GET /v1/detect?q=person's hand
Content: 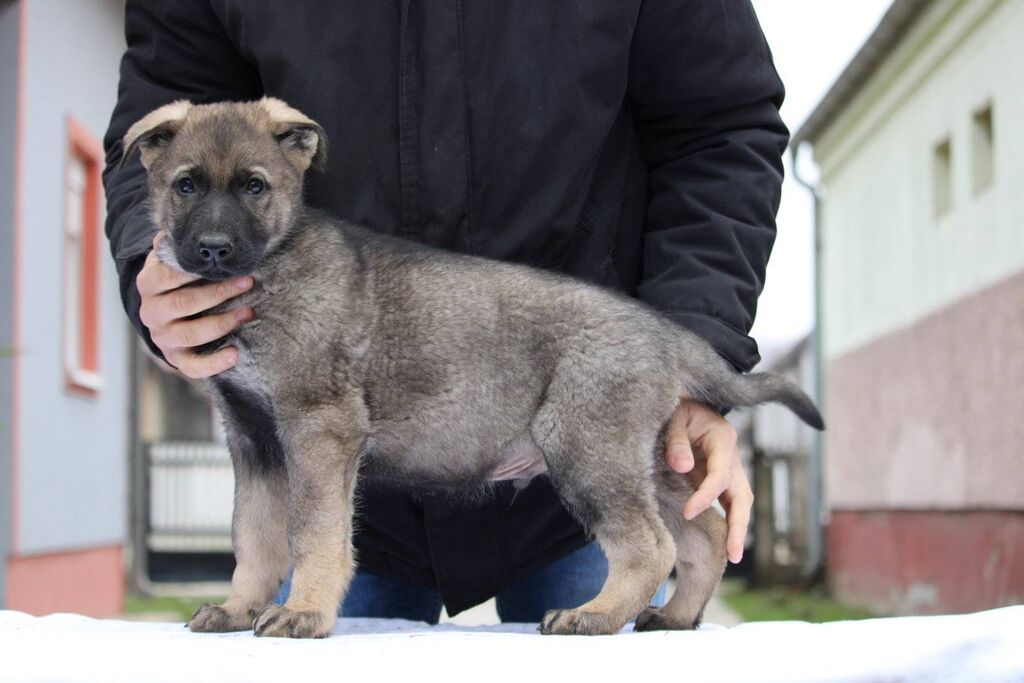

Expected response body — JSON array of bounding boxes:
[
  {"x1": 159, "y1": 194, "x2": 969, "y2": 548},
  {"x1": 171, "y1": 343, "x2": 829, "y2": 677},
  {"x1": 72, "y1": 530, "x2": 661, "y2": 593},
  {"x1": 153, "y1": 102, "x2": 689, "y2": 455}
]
[
  {"x1": 137, "y1": 234, "x2": 254, "y2": 378},
  {"x1": 664, "y1": 399, "x2": 753, "y2": 564}
]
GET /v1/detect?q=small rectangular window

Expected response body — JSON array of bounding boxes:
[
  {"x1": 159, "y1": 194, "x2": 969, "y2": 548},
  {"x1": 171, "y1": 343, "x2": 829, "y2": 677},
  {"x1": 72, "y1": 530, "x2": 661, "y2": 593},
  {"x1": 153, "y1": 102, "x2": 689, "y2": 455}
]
[
  {"x1": 972, "y1": 104, "x2": 994, "y2": 194},
  {"x1": 64, "y1": 118, "x2": 103, "y2": 395},
  {"x1": 933, "y1": 138, "x2": 952, "y2": 219}
]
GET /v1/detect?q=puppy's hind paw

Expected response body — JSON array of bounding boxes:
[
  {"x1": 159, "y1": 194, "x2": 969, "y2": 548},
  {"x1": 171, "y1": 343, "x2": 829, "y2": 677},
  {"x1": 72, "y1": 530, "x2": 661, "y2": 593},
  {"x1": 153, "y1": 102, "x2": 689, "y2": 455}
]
[
  {"x1": 538, "y1": 608, "x2": 616, "y2": 636},
  {"x1": 188, "y1": 603, "x2": 251, "y2": 633},
  {"x1": 253, "y1": 603, "x2": 333, "y2": 639},
  {"x1": 633, "y1": 606, "x2": 699, "y2": 632}
]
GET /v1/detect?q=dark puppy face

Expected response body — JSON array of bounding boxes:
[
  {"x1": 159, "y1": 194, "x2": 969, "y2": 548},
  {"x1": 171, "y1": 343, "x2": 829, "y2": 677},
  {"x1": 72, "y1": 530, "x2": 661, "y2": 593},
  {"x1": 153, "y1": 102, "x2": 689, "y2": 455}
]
[{"x1": 123, "y1": 98, "x2": 327, "y2": 279}]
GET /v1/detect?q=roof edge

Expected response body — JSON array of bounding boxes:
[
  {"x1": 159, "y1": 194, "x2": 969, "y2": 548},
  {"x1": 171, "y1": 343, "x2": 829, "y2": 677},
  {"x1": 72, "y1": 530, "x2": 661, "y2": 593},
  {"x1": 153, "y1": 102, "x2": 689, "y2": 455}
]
[{"x1": 791, "y1": 0, "x2": 932, "y2": 150}]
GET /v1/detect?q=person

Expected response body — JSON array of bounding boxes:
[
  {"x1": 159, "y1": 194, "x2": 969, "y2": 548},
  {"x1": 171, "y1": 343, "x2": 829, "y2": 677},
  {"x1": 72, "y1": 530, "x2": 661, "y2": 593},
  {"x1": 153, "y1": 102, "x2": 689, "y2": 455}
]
[{"x1": 103, "y1": 1, "x2": 786, "y2": 624}]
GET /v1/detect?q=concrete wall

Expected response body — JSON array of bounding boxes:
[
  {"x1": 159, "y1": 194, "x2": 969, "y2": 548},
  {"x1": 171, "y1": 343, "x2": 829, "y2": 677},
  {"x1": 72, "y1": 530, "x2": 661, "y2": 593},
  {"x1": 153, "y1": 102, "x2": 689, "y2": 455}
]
[
  {"x1": 829, "y1": 510, "x2": 1024, "y2": 615},
  {"x1": 826, "y1": 270, "x2": 1024, "y2": 510},
  {"x1": 812, "y1": 0, "x2": 1024, "y2": 614},
  {"x1": 816, "y1": 0, "x2": 1024, "y2": 510},
  {"x1": 0, "y1": 0, "x2": 21, "y2": 609},
  {"x1": 14, "y1": 0, "x2": 128, "y2": 557},
  {"x1": 817, "y1": 0, "x2": 1024, "y2": 360}
]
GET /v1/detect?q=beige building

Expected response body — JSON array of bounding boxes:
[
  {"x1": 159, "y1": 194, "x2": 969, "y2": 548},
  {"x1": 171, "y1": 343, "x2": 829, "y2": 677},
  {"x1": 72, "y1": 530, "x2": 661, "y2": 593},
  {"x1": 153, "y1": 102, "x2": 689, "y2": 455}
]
[{"x1": 794, "y1": 0, "x2": 1024, "y2": 614}]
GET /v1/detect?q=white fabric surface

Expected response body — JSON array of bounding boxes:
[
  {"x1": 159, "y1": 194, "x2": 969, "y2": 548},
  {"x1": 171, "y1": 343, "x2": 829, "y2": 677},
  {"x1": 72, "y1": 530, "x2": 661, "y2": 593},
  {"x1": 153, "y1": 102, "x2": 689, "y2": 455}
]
[{"x1": 1, "y1": 606, "x2": 1022, "y2": 683}]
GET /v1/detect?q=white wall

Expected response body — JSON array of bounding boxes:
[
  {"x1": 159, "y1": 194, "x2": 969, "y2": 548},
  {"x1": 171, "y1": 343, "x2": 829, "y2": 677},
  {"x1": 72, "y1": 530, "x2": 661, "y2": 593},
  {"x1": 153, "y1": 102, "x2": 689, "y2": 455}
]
[
  {"x1": 16, "y1": 0, "x2": 128, "y2": 554},
  {"x1": 815, "y1": 0, "x2": 1024, "y2": 360},
  {"x1": 0, "y1": 0, "x2": 21, "y2": 606},
  {"x1": 814, "y1": 0, "x2": 1024, "y2": 512}
]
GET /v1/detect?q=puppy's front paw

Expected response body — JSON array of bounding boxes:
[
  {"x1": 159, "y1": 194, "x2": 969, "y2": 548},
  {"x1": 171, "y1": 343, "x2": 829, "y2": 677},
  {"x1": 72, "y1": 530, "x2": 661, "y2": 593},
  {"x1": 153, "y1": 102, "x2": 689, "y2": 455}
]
[
  {"x1": 188, "y1": 603, "x2": 252, "y2": 633},
  {"x1": 539, "y1": 608, "x2": 616, "y2": 636},
  {"x1": 633, "y1": 606, "x2": 699, "y2": 632},
  {"x1": 252, "y1": 603, "x2": 333, "y2": 639}
]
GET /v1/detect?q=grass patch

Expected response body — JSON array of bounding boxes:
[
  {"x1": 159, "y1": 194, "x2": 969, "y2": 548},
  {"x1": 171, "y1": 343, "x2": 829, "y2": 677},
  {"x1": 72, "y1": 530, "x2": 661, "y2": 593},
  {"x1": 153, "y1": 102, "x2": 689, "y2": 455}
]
[
  {"x1": 123, "y1": 594, "x2": 224, "y2": 621},
  {"x1": 720, "y1": 581, "x2": 876, "y2": 623}
]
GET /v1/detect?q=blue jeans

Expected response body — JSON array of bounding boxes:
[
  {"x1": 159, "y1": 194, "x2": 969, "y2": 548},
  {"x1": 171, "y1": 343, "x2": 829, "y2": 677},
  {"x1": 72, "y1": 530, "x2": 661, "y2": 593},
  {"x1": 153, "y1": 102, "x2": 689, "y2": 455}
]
[{"x1": 275, "y1": 542, "x2": 667, "y2": 624}]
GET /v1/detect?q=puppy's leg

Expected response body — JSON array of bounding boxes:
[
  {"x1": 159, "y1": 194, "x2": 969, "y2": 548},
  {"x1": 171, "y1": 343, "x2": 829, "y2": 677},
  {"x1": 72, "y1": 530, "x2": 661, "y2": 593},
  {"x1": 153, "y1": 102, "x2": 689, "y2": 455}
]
[
  {"x1": 532, "y1": 399, "x2": 676, "y2": 635},
  {"x1": 634, "y1": 460, "x2": 728, "y2": 631},
  {"x1": 538, "y1": 506, "x2": 675, "y2": 635},
  {"x1": 252, "y1": 402, "x2": 366, "y2": 639},
  {"x1": 189, "y1": 429, "x2": 289, "y2": 633}
]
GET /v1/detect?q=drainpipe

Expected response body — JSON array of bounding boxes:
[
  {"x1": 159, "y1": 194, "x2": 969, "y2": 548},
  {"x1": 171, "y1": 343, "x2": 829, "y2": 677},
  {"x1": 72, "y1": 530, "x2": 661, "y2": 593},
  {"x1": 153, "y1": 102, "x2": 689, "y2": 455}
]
[{"x1": 790, "y1": 141, "x2": 825, "y2": 582}]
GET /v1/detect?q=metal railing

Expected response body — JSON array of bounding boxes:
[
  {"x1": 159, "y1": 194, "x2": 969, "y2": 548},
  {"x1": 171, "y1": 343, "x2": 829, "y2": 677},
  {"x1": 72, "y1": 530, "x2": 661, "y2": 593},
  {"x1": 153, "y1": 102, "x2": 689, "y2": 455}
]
[{"x1": 146, "y1": 442, "x2": 234, "y2": 553}]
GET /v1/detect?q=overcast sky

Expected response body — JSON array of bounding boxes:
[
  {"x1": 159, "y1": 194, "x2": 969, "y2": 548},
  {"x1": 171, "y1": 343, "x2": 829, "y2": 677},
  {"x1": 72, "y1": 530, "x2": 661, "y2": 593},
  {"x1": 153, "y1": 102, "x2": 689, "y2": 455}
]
[{"x1": 748, "y1": 0, "x2": 893, "y2": 364}]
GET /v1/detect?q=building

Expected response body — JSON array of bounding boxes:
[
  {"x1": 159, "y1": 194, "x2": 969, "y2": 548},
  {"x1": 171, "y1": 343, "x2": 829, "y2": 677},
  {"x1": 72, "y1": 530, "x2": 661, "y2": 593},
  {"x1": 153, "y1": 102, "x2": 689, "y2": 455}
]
[
  {"x1": 793, "y1": 0, "x2": 1024, "y2": 614},
  {"x1": 1, "y1": 0, "x2": 130, "y2": 615},
  {"x1": 744, "y1": 336, "x2": 823, "y2": 587}
]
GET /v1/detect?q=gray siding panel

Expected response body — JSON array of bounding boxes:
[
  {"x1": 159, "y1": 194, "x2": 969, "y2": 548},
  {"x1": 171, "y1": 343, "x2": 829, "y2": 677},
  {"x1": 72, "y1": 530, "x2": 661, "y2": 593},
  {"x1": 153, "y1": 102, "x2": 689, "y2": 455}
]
[
  {"x1": 17, "y1": 0, "x2": 129, "y2": 554},
  {"x1": 0, "y1": 0, "x2": 22, "y2": 607}
]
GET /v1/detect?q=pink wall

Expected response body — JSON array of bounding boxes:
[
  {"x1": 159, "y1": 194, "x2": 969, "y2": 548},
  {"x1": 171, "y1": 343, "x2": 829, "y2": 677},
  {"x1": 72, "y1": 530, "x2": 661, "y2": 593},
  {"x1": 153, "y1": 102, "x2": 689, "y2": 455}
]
[
  {"x1": 6, "y1": 545, "x2": 124, "y2": 617},
  {"x1": 825, "y1": 268, "x2": 1024, "y2": 510},
  {"x1": 824, "y1": 268, "x2": 1024, "y2": 614}
]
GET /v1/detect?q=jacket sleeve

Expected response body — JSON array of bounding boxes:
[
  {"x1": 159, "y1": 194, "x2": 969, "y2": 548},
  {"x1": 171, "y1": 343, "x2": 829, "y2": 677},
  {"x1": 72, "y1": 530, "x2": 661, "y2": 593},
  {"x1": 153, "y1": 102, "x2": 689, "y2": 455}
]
[
  {"x1": 102, "y1": 0, "x2": 262, "y2": 358},
  {"x1": 628, "y1": 0, "x2": 789, "y2": 371}
]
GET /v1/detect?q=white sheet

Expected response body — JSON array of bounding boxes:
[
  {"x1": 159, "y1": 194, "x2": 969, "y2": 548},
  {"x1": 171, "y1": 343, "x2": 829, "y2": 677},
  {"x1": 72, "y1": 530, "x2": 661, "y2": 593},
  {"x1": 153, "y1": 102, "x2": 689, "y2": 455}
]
[{"x1": 1, "y1": 607, "x2": 1021, "y2": 683}]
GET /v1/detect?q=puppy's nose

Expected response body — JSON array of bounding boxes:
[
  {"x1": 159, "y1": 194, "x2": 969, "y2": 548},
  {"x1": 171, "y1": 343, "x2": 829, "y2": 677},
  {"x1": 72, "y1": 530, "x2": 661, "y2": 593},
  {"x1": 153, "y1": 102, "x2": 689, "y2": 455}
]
[{"x1": 197, "y1": 235, "x2": 234, "y2": 264}]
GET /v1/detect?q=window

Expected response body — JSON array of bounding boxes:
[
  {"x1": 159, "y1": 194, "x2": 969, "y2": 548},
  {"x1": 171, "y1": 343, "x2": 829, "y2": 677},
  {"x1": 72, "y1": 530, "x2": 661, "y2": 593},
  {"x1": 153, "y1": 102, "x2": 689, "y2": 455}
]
[
  {"x1": 64, "y1": 118, "x2": 103, "y2": 395},
  {"x1": 972, "y1": 103, "x2": 994, "y2": 194},
  {"x1": 932, "y1": 137, "x2": 952, "y2": 219}
]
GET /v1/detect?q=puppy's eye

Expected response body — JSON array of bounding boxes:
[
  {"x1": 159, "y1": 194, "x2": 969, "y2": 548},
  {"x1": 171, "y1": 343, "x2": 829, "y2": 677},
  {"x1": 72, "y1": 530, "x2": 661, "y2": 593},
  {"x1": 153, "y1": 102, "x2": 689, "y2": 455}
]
[
  {"x1": 246, "y1": 178, "x2": 265, "y2": 195},
  {"x1": 176, "y1": 177, "x2": 195, "y2": 195}
]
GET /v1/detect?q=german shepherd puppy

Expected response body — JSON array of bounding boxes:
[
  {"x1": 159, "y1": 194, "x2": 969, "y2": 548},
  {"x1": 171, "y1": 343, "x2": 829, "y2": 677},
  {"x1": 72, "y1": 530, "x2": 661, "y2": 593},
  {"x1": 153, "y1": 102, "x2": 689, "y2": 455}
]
[{"x1": 122, "y1": 98, "x2": 823, "y2": 639}]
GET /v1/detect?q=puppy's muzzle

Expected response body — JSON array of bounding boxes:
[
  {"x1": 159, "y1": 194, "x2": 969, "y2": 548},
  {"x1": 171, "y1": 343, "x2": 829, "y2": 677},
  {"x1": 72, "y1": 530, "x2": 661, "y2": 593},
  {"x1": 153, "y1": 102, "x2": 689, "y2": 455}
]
[
  {"x1": 175, "y1": 193, "x2": 263, "y2": 278},
  {"x1": 180, "y1": 231, "x2": 256, "y2": 278},
  {"x1": 197, "y1": 234, "x2": 235, "y2": 267}
]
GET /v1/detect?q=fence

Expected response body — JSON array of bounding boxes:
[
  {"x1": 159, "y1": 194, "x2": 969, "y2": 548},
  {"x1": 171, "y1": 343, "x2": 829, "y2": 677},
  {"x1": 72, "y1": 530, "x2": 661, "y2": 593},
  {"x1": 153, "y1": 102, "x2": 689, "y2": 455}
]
[{"x1": 146, "y1": 442, "x2": 234, "y2": 553}]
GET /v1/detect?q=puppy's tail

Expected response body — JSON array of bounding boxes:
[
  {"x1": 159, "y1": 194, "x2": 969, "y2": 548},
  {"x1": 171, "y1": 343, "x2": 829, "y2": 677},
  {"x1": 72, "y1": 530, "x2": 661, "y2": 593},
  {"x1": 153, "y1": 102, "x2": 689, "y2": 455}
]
[{"x1": 683, "y1": 347, "x2": 825, "y2": 430}]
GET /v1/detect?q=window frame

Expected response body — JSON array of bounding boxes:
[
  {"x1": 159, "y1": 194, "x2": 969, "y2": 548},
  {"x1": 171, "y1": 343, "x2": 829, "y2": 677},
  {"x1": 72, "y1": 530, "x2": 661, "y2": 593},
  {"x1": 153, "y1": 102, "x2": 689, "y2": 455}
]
[
  {"x1": 63, "y1": 116, "x2": 104, "y2": 396},
  {"x1": 932, "y1": 136, "x2": 953, "y2": 220},
  {"x1": 971, "y1": 102, "x2": 994, "y2": 195}
]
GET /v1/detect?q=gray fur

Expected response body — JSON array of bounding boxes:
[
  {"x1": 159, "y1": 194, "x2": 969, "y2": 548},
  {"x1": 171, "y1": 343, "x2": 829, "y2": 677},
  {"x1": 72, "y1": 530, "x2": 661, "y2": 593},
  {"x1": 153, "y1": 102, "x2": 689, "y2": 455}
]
[{"x1": 124, "y1": 99, "x2": 823, "y2": 638}]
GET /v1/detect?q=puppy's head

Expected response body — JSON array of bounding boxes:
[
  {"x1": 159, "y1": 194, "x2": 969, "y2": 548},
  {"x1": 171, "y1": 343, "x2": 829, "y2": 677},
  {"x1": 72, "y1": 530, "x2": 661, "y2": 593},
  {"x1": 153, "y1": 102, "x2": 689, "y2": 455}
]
[{"x1": 122, "y1": 98, "x2": 327, "y2": 279}]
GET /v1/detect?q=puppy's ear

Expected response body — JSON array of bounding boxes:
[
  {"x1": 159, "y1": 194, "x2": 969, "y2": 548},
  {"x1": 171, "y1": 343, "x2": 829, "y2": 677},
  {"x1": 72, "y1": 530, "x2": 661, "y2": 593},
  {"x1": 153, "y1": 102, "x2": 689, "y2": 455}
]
[
  {"x1": 258, "y1": 97, "x2": 328, "y2": 173},
  {"x1": 121, "y1": 100, "x2": 193, "y2": 170}
]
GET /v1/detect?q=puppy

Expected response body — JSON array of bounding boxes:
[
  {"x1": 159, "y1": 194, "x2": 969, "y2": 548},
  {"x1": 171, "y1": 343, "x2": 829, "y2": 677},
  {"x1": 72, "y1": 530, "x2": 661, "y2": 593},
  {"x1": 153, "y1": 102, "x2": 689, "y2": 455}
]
[{"x1": 122, "y1": 98, "x2": 823, "y2": 638}]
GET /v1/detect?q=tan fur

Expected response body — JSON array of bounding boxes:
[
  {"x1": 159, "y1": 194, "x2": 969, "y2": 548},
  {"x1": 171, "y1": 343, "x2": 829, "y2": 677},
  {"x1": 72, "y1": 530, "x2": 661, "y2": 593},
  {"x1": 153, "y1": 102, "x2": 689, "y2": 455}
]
[
  {"x1": 255, "y1": 97, "x2": 325, "y2": 173},
  {"x1": 251, "y1": 402, "x2": 367, "y2": 638},
  {"x1": 634, "y1": 461, "x2": 729, "y2": 631},
  {"x1": 649, "y1": 510, "x2": 728, "y2": 628},
  {"x1": 122, "y1": 100, "x2": 192, "y2": 169},
  {"x1": 188, "y1": 474, "x2": 290, "y2": 633},
  {"x1": 541, "y1": 522, "x2": 676, "y2": 635},
  {"x1": 122, "y1": 99, "x2": 822, "y2": 639}
]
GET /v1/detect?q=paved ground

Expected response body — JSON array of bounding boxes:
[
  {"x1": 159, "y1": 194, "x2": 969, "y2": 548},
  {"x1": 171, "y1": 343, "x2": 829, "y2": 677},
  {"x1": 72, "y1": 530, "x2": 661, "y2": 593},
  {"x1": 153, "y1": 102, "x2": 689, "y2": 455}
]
[{"x1": 701, "y1": 591, "x2": 744, "y2": 627}]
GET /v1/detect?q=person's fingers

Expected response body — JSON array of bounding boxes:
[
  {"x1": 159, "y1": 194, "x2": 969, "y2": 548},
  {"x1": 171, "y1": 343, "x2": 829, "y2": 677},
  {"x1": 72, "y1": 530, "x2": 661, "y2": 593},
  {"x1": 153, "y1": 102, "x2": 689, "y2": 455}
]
[
  {"x1": 155, "y1": 307, "x2": 253, "y2": 351},
  {"x1": 724, "y1": 474, "x2": 754, "y2": 564},
  {"x1": 166, "y1": 346, "x2": 239, "y2": 379},
  {"x1": 136, "y1": 250, "x2": 161, "y2": 297},
  {"x1": 137, "y1": 242, "x2": 201, "y2": 296},
  {"x1": 161, "y1": 276, "x2": 253, "y2": 319},
  {"x1": 665, "y1": 404, "x2": 695, "y2": 473},
  {"x1": 683, "y1": 451, "x2": 731, "y2": 520},
  {"x1": 150, "y1": 261, "x2": 203, "y2": 296},
  {"x1": 682, "y1": 414, "x2": 738, "y2": 519}
]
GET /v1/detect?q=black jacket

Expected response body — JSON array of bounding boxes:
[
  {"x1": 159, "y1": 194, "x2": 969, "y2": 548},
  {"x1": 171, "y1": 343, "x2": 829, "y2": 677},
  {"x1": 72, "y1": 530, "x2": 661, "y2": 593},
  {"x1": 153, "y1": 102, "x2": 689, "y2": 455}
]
[{"x1": 103, "y1": 0, "x2": 787, "y2": 614}]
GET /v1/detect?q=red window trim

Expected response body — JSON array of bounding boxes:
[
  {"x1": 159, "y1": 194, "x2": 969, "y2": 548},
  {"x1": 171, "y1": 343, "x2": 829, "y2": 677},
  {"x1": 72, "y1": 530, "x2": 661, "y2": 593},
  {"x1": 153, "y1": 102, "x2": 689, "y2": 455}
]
[{"x1": 64, "y1": 116, "x2": 104, "y2": 396}]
